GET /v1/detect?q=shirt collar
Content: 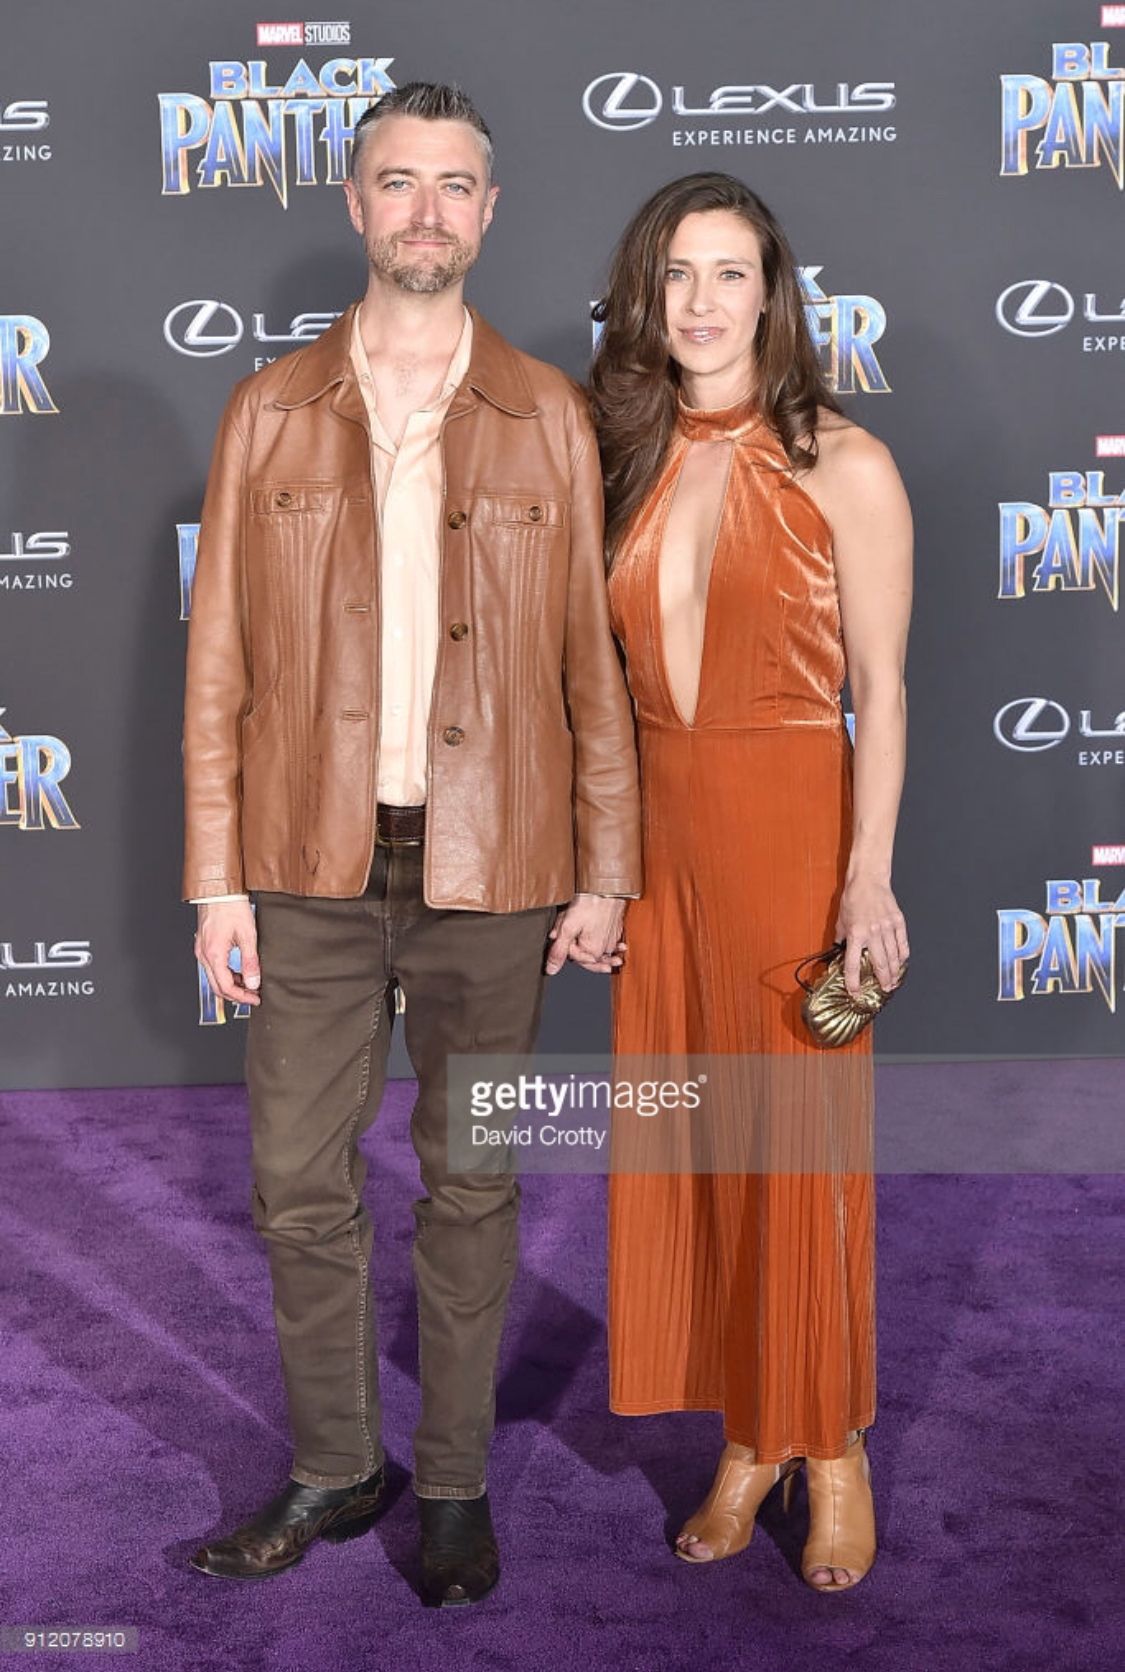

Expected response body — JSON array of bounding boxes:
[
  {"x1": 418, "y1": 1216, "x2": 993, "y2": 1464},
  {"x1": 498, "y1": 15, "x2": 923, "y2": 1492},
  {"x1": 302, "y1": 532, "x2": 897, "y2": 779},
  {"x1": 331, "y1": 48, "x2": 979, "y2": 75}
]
[
  {"x1": 273, "y1": 302, "x2": 537, "y2": 421},
  {"x1": 348, "y1": 305, "x2": 473, "y2": 421}
]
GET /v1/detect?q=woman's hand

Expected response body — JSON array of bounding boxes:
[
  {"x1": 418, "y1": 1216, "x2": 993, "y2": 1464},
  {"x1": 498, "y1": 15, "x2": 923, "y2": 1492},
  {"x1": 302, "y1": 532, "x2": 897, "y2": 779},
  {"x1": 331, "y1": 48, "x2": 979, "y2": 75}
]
[
  {"x1": 835, "y1": 877, "x2": 908, "y2": 997},
  {"x1": 546, "y1": 894, "x2": 627, "y2": 974}
]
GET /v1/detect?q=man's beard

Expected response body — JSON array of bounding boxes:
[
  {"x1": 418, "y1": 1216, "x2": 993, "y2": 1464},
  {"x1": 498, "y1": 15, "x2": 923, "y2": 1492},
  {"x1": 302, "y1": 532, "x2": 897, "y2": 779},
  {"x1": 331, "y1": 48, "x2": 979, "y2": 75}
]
[{"x1": 367, "y1": 227, "x2": 476, "y2": 294}]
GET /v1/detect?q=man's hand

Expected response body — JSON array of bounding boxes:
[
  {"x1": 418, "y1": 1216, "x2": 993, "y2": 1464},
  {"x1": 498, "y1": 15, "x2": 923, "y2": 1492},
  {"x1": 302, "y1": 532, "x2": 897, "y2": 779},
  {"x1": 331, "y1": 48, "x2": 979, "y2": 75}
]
[
  {"x1": 195, "y1": 899, "x2": 262, "y2": 1007},
  {"x1": 546, "y1": 894, "x2": 626, "y2": 975}
]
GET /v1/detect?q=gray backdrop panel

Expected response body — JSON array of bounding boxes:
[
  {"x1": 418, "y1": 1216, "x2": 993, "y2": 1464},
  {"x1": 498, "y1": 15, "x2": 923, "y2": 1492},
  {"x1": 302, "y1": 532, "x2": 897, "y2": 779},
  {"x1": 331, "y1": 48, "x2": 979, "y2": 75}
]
[{"x1": 2, "y1": 0, "x2": 1122, "y2": 1087}]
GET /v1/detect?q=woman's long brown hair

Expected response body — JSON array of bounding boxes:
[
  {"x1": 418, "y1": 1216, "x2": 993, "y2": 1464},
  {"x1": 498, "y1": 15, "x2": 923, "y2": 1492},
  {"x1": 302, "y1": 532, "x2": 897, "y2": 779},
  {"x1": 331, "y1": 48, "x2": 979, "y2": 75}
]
[{"x1": 590, "y1": 172, "x2": 842, "y2": 558}]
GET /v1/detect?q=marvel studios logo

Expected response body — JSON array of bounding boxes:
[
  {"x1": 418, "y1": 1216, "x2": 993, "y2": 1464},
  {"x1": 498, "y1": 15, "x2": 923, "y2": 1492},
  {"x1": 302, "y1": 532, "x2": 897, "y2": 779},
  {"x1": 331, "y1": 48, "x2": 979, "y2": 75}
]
[
  {"x1": 1092, "y1": 845, "x2": 1125, "y2": 864},
  {"x1": 255, "y1": 20, "x2": 351, "y2": 46},
  {"x1": 1102, "y1": 4, "x2": 1125, "y2": 24},
  {"x1": 1095, "y1": 435, "x2": 1125, "y2": 457}
]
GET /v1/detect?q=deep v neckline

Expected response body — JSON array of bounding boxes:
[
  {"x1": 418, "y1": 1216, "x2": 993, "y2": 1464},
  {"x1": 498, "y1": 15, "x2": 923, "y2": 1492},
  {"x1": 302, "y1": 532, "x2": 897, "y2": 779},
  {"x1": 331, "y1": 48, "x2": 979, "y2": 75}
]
[{"x1": 654, "y1": 435, "x2": 734, "y2": 730}]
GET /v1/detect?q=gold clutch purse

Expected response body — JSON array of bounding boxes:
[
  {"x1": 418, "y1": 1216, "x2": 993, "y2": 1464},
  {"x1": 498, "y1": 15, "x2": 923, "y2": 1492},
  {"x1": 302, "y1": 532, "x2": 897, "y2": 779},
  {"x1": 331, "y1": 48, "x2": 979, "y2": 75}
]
[{"x1": 795, "y1": 943, "x2": 907, "y2": 1048}]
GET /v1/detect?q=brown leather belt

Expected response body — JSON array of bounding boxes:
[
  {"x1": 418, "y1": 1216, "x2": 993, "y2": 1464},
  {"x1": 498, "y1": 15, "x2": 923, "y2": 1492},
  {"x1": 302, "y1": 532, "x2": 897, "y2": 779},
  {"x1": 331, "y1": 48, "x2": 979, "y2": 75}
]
[{"x1": 375, "y1": 803, "x2": 426, "y2": 846}]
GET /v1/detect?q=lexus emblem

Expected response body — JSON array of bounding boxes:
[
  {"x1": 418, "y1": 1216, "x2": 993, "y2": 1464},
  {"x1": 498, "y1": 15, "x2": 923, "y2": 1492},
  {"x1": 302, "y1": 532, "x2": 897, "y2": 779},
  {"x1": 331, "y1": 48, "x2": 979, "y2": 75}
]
[
  {"x1": 581, "y1": 72, "x2": 663, "y2": 131},
  {"x1": 994, "y1": 280, "x2": 1075, "y2": 338},
  {"x1": 993, "y1": 697, "x2": 1070, "y2": 752},
  {"x1": 163, "y1": 299, "x2": 244, "y2": 357}
]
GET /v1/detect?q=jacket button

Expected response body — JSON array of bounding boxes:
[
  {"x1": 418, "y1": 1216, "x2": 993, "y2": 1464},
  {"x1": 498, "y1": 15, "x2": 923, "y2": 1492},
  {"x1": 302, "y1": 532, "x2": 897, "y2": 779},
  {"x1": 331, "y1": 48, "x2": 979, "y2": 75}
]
[
  {"x1": 275, "y1": 490, "x2": 293, "y2": 507},
  {"x1": 527, "y1": 504, "x2": 544, "y2": 522},
  {"x1": 443, "y1": 726, "x2": 465, "y2": 746},
  {"x1": 447, "y1": 510, "x2": 467, "y2": 529},
  {"x1": 449, "y1": 622, "x2": 469, "y2": 641}
]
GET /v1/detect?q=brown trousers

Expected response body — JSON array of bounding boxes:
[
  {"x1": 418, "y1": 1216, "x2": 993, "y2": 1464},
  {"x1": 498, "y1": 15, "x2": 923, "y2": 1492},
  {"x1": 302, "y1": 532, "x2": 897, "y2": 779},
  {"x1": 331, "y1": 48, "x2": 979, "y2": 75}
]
[{"x1": 246, "y1": 842, "x2": 554, "y2": 1497}]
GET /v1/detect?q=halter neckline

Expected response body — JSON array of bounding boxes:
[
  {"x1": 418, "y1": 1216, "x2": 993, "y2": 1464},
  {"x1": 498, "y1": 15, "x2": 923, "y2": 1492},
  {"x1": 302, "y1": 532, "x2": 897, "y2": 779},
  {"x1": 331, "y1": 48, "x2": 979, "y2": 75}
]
[{"x1": 676, "y1": 394, "x2": 776, "y2": 448}]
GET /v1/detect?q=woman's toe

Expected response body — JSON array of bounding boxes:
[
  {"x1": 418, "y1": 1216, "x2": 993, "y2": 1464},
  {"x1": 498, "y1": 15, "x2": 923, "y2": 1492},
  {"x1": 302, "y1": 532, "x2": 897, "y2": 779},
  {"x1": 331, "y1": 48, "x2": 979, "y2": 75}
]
[{"x1": 676, "y1": 1534, "x2": 712, "y2": 1560}]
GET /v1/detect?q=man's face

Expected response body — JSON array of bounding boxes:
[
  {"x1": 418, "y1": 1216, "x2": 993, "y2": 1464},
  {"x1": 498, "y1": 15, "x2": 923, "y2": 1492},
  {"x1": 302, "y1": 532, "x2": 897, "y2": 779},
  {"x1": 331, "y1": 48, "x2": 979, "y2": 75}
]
[{"x1": 343, "y1": 114, "x2": 498, "y2": 295}]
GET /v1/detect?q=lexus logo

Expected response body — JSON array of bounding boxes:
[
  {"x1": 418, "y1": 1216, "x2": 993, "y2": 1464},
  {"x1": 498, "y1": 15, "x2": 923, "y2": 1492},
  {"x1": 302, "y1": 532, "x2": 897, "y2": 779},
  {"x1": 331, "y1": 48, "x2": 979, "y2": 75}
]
[
  {"x1": 163, "y1": 303, "x2": 339, "y2": 358},
  {"x1": 582, "y1": 72, "x2": 663, "y2": 131},
  {"x1": 995, "y1": 280, "x2": 1075, "y2": 338},
  {"x1": 993, "y1": 698, "x2": 1070, "y2": 751},
  {"x1": 164, "y1": 300, "x2": 243, "y2": 357}
]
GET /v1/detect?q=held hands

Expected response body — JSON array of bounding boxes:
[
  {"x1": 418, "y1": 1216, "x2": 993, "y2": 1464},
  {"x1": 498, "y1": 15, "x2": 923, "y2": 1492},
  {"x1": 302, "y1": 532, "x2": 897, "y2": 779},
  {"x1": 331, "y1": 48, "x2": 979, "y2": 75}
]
[
  {"x1": 195, "y1": 899, "x2": 262, "y2": 1007},
  {"x1": 835, "y1": 877, "x2": 909, "y2": 998},
  {"x1": 546, "y1": 894, "x2": 627, "y2": 975}
]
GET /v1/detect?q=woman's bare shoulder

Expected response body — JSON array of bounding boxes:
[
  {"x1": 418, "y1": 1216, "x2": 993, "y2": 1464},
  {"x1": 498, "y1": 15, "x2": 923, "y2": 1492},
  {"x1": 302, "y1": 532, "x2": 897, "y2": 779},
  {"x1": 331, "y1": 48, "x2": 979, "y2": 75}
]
[
  {"x1": 797, "y1": 409, "x2": 909, "y2": 529},
  {"x1": 813, "y1": 408, "x2": 894, "y2": 469}
]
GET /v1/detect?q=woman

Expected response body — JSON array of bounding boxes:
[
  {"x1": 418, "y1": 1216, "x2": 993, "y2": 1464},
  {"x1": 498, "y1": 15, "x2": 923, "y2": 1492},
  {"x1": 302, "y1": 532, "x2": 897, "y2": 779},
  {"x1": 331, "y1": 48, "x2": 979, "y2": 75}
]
[{"x1": 591, "y1": 173, "x2": 911, "y2": 1591}]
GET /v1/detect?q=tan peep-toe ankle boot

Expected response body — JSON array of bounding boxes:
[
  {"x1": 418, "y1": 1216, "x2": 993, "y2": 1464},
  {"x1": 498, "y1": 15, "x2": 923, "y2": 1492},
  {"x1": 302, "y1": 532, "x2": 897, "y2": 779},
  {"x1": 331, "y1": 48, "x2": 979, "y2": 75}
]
[
  {"x1": 801, "y1": 1435, "x2": 876, "y2": 1591},
  {"x1": 675, "y1": 1443, "x2": 800, "y2": 1563}
]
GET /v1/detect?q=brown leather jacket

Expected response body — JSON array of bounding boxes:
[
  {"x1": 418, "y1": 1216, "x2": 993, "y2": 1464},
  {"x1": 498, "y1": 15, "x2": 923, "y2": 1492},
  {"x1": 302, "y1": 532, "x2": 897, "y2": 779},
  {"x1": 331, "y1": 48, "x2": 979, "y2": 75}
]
[{"x1": 183, "y1": 303, "x2": 641, "y2": 911}]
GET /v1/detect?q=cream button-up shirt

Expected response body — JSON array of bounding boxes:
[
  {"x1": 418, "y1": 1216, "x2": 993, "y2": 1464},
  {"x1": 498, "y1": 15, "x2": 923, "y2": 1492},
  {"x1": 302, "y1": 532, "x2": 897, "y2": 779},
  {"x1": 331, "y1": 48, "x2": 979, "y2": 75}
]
[{"x1": 350, "y1": 306, "x2": 473, "y2": 807}]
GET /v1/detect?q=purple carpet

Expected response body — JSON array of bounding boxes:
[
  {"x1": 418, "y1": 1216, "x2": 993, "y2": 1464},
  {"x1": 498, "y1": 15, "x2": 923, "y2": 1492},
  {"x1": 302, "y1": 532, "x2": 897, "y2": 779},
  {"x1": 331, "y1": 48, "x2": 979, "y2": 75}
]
[{"x1": 1, "y1": 1064, "x2": 1121, "y2": 1672}]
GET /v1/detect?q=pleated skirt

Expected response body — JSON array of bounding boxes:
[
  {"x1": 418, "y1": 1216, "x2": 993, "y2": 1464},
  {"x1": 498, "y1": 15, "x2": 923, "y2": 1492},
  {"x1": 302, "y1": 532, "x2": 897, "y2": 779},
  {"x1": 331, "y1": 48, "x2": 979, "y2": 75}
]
[{"x1": 607, "y1": 721, "x2": 875, "y2": 1461}]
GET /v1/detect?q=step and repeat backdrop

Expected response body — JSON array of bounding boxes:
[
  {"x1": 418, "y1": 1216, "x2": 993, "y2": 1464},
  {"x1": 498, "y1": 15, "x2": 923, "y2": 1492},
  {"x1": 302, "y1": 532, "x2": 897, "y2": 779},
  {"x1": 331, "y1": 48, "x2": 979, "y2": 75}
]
[{"x1": 3, "y1": 0, "x2": 1125, "y2": 1088}]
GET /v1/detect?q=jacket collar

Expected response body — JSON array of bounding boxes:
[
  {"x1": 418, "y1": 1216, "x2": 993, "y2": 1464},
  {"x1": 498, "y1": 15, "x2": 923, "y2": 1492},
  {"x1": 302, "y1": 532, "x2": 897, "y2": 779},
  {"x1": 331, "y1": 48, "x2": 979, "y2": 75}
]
[{"x1": 270, "y1": 301, "x2": 538, "y2": 419}]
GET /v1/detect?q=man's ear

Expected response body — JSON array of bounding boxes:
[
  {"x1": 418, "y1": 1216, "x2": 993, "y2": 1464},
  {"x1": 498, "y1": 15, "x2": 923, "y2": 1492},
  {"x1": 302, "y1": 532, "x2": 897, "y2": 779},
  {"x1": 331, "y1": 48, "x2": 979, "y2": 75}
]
[
  {"x1": 482, "y1": 183, "x2": 500, "y2": 234},
  {"x1": 342, "y1": 177, "x2": 364, "y2": 236}
]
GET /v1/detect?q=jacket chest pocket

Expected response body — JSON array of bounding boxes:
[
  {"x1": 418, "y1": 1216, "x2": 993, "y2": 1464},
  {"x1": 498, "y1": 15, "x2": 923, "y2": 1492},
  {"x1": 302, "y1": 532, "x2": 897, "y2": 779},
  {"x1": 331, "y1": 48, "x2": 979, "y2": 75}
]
[
  {"x1": 460, "y1": 494, "x2": 568, "y2": 534},
  {"x1": 244, "y1": 484, "x2": 341, "y2": 686},
  {"x1": 247, "y1": 482, "x2": 338, "y2": 591},
  {"x1": 250, "y1": 484, "x2": 330, "y2": 517},
  {"x1": 455, "y1": 495, "x2": 569, "y2": 595},
  {"x1": 447, "y1": 496, "x2": 570, "y2": 649}
]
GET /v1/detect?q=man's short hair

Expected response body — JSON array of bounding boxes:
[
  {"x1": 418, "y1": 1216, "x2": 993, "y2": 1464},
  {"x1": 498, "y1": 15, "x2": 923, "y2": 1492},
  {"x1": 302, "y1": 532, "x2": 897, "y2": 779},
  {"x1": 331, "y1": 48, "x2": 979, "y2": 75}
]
[{"x1": 350, "y1": 82, "x2": 494, "y2": 180}]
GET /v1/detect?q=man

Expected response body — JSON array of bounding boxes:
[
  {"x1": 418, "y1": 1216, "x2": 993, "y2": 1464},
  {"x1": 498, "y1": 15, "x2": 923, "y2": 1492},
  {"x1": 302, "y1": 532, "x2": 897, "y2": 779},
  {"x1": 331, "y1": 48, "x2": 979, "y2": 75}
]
[{"x1": 183, "y1": 82, "x2": 640, "y2": 1606}]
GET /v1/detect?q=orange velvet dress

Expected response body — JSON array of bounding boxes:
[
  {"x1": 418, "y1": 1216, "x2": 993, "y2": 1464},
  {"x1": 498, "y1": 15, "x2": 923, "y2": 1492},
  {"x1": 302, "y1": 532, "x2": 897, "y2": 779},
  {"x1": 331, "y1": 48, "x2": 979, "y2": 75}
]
[{"x1": 606, "y1": 397, "x2": 875, "y2": 1462}]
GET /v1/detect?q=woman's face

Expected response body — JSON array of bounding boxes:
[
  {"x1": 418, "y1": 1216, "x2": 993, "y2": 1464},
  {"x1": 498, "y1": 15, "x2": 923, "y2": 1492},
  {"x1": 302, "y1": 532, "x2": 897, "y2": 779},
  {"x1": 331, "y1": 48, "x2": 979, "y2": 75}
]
[{"x1": 662, "y1": 209, "x2": 768, "y2": 398}]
